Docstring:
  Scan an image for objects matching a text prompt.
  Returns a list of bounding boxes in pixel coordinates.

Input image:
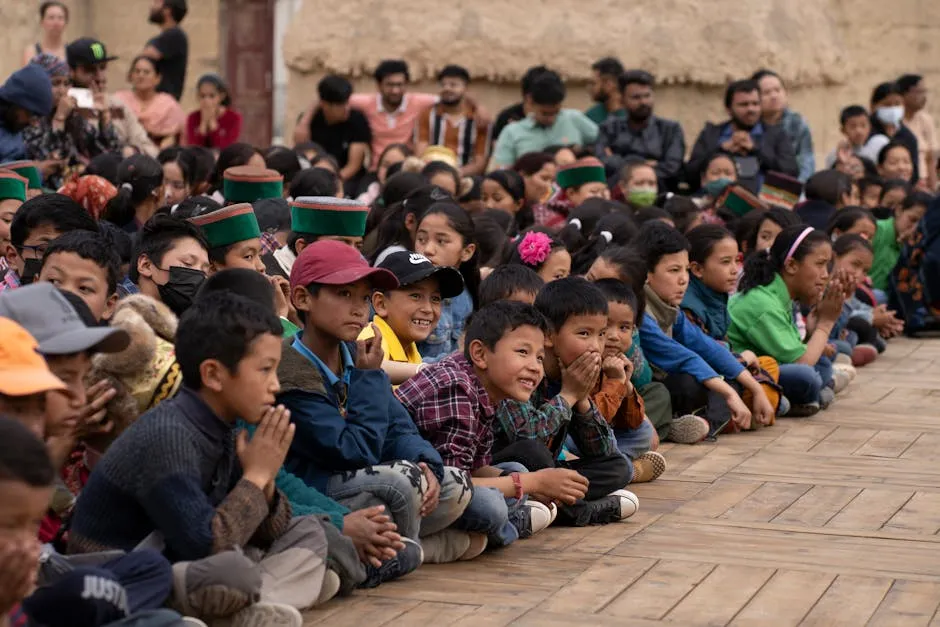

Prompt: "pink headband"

[784,227,815,264]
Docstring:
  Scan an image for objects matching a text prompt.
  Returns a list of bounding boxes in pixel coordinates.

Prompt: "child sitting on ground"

[584,246,676,445]
[636,222,774,436]
[729,225,847,417]
[358,251,465,385]
[591,279,667,482]
[681,224,784,424]
[282,240,476,566]
[478,264,544,307]
[831,234,882,366]
[37,231,121,323]
[397,301,590,547]
[506,230,572,283]
[414,202,479,361]
[492,277,638,526]
[871,191,930,301]
[533,157,610,230]
[2,194,99,290]
[68,291,337,626]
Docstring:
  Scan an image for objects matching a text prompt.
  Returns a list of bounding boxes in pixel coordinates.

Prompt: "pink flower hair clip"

[517,231,553,266]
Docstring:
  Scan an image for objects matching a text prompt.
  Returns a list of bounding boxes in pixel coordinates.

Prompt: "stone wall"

[283,0,940,162]
[1,0,220,114]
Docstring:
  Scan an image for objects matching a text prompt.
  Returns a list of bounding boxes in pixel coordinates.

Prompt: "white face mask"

[876,105,904,126]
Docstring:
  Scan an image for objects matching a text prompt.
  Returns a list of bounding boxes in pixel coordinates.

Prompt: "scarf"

[643,283,679,336]
[681,276,730,341]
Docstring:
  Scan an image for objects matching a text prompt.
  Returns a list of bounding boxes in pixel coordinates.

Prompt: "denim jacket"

[418,288,473,362]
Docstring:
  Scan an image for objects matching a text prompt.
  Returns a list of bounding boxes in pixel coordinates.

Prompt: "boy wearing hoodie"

[0,64,53,162]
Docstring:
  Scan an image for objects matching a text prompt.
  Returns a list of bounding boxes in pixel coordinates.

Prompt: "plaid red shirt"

[395,353,495,472]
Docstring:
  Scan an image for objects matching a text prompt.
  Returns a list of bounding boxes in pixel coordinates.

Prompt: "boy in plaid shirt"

[397,301,591,548]
[491,277,639,527]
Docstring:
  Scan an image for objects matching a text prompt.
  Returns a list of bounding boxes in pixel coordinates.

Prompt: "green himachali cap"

[0,170,28,202]
[291,196,369,237]
[189,203,262,248]
[716,183,766,217]
[222,166,284,203]
[1,161,42,190]
[555,157,606,190]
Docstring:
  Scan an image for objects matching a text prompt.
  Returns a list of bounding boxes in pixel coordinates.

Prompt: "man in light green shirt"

[491,70,599,167]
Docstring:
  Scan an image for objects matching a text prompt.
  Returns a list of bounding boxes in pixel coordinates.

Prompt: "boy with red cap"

[281,240,481,565]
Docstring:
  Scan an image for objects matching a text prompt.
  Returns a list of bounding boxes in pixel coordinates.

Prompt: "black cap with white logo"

[376,251,465,299]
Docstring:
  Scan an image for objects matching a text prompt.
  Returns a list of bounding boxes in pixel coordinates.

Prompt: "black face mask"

[157,266,206,317]
[19,258,42,285]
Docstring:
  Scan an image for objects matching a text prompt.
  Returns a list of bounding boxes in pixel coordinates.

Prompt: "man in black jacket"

[687,79,798,193]
[596,70,686,191]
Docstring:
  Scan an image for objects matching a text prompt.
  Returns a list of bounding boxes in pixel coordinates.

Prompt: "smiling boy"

[359,251,464,384]
[492,277,638,526]
[282,240,475,567]
[397,301,593,547]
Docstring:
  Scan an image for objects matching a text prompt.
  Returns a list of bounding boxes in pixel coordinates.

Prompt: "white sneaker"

[586,489,640,524]
[525,500,554,535]
[610,489,640,519]
[832,369,851,394]
[231,602,302,627]
[181,619,208,627]
[315,569,341,605]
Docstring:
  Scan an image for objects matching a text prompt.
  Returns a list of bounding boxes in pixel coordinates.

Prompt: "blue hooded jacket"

[0,65,54,162]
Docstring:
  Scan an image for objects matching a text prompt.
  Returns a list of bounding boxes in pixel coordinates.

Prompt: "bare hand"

[823,343,837,358]
[726,392,752,430]
[836,139,854,165]
[74,380,118,439]
[739,350,758,368]
[816,271,847,324]
[343,506,404,568]
[0,535,41,614]
[750,387,775,427]
[55,96,76,120]
[561,352,601,403]
[237,405,294,489]
[418,462,440,517]
[601,354,628,381]
[268,275,293,320]
[530,467,589,505]
[734,131,755,153]
[355,324,384,370]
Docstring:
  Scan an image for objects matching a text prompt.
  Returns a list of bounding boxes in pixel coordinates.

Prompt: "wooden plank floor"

[304,338,940,626]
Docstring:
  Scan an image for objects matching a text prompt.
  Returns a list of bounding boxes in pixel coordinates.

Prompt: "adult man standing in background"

[143,0,189,101]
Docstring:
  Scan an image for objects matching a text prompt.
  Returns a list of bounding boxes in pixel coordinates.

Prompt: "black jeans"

[492,439,632,526]
[662,372,731,436]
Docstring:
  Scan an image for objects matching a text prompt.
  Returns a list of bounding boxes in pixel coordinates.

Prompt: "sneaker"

[586,489,639,524]
[315,569,341,605]
[852,344,878,367]
[421,529,471,564]
[459,533,488,561]
[524,500,554,535]
[182,619,208,627]
[231,602,302,627]
[834,352,853,366]
[777,395,791,417]
[546,502,558,525]
[361,538,423,588]
[667,414,710,444]
[631,451,667,483]
[819,387,835,408]
[787,402,821,417]
[834,362,857,382]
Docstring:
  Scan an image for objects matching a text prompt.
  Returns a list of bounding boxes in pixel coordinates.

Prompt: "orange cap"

[0,318,66,396]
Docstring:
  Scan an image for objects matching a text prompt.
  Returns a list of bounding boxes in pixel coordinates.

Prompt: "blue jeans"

[452,462,527,548]
[327,461,425,540]
[613,420,655,460]
[778,357,834,405]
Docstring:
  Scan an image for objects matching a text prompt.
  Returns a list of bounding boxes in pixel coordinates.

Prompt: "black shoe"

[585,490,640,525]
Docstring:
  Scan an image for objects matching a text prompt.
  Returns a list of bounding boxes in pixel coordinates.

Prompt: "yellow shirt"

[358,316,423,365]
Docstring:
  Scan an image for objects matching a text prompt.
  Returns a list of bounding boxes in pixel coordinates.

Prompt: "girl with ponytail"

[729,224,848,415]
[101,154,165,232]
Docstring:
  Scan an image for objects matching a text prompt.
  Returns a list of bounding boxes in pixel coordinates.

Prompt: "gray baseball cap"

[0,283,130,356]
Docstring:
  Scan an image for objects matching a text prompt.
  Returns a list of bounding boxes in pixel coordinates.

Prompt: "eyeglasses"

[17,243,49,257]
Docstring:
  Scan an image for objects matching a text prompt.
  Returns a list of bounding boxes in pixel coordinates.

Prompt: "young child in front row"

[478,264,544,307]
[584,246,676,445]
[396,302,591,547]
[358,250,465,385]
[831,234,882,366]
[68,292,338,626]
[728,225,847,417]
[506,230,572,283]
[492,278,638,527]
[282,240,478,567]
[636,222,775,437]
[591,279,667,483]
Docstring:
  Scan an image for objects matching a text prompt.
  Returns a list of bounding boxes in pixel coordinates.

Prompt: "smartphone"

[67,87,95,110]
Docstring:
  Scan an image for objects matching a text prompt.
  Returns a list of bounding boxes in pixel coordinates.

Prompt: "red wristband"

[510,472,524,501]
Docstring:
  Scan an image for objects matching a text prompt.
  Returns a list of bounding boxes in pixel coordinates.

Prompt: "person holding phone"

[23,53,121,189]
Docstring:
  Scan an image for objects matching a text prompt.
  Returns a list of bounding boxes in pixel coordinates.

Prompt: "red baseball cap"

[290,240,399,291]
